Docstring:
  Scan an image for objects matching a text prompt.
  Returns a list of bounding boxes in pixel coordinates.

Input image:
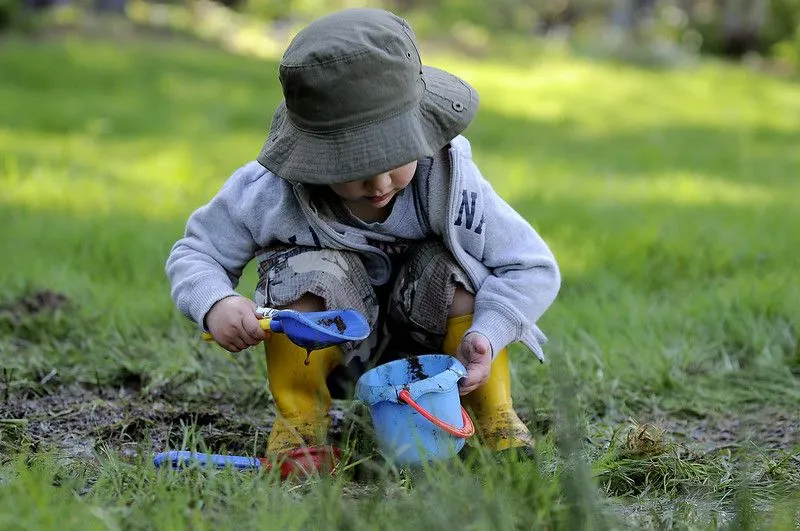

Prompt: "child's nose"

[367,172,391,192]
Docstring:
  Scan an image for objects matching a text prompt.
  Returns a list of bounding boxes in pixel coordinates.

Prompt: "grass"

[0,26,799,529]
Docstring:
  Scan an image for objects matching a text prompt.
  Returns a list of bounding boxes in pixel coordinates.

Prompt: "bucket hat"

[256,8,479,184]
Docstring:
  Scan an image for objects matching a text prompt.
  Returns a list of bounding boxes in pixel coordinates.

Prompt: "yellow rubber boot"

[443,314,535,453]
[265,332,343,454]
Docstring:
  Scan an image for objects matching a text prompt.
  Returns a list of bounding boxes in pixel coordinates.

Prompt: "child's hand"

[454,332,492,395]
[205,296,265,352]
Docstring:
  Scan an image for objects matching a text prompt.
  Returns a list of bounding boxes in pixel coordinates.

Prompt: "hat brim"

[256,66,478,184]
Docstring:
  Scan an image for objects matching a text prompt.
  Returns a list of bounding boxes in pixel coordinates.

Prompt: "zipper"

[292,184,393,285]
[444,147,481,289]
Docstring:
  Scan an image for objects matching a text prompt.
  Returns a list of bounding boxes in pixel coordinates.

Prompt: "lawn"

[1,30,799,529]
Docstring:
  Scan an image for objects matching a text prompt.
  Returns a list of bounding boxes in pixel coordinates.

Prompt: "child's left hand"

[455,332,492,395]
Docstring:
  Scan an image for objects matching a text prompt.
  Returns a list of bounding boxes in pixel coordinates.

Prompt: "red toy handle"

[398,389,475,439]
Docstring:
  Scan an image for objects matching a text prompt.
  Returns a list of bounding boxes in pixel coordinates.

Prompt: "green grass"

[1,30,799,529]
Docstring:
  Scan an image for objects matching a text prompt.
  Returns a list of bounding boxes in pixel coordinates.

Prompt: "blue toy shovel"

[158,308,367,476]
[201,307,370,350]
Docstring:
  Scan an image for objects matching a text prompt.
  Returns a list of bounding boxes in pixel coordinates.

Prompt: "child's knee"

[448,286,475,317]
[255,246,376,322]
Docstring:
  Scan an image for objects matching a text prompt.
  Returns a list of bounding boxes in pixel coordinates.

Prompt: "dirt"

[588,407,800,464]
[318,316,347,334]
[405,356,427,383]
[654,408,800,454]
[0,384,278,460]
[1,379,797,466]
[0,381,364,462]
[0,290,72,323]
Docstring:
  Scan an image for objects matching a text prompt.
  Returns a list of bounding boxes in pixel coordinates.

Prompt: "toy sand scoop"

[202,307,370,350]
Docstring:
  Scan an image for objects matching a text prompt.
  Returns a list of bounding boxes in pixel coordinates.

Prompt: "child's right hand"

[204,296,265,352]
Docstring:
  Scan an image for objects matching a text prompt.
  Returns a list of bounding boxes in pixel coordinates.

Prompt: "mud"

[405,356,427,383]
[0,290,72,324]
[0,384,278,459]
[653,408,800,454]
[2,378,798,466]
[0,382,362,461]
[588,407,800,464]
[318,316,346,334]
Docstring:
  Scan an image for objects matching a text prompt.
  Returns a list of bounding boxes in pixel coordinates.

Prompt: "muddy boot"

[443,315,535,456]
[265,333,343,477]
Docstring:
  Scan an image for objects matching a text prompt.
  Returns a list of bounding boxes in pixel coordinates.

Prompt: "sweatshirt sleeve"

[165,164,266,329]
[463,170,561,357]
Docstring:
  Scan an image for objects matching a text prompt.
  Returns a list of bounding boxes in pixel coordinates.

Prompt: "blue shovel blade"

[272,308,370,350]
[153,451,262,471]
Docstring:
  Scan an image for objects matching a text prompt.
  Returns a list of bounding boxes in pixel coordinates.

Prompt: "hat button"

[452,102,464,112]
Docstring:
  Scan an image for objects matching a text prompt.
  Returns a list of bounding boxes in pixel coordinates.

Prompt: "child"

[166,8,561,470]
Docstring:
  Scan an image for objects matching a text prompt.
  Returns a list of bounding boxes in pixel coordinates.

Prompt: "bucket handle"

[398,389,475,439]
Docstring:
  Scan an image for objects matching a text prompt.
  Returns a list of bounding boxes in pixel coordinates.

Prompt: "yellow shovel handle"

[201,318,272,342]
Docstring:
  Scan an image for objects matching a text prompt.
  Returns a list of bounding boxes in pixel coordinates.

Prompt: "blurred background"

[3,0,800,70]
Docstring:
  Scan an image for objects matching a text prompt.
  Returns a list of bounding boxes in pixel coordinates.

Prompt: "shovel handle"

[201,318,272,342]
[398,389,474,439]
[154,451,263,470]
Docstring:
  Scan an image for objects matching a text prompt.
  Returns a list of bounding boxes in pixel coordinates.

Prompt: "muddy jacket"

[166,136,561,360]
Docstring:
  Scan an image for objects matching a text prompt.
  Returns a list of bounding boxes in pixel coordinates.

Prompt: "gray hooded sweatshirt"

[166,136,561,361]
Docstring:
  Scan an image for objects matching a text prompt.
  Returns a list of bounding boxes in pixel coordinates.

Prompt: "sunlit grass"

[444,55,800,130]
[1,32,797,395]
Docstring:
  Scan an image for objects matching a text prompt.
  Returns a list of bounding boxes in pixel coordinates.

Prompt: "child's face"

[328,160,417,211]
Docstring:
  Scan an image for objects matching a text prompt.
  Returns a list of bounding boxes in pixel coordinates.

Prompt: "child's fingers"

[216,325,251,352]
[456,363,477,394]
[461,377,486,395]
[240,315,265,345]
[459,380,478,395]
[459,365,489,395]
[223,337,248,352]
[456,335,492,395]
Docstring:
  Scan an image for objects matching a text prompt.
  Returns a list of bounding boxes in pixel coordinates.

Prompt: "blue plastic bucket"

[354,354,474,465]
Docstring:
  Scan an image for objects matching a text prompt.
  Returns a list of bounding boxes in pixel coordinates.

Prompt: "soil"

[0,292,796,463]
[1,384,277,459]
[654,408,800,454]
[0,290,72,323]
[318,316,347,334]
[405,356,427,384]
[2,382,799,465]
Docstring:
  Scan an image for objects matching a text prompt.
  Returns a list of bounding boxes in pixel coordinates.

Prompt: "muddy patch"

[3,379,797,469]
[0,290,76,345]
[592,410,800,523]
[0,383,357,462]
[405,356,427,383]
[318,316,346,334]
[1,384,278,460]
[653,408,800,454]
[590,408,800,461]
[0,290,72,323]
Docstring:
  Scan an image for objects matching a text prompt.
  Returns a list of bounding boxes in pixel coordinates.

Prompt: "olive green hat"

[256,8,479,184]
